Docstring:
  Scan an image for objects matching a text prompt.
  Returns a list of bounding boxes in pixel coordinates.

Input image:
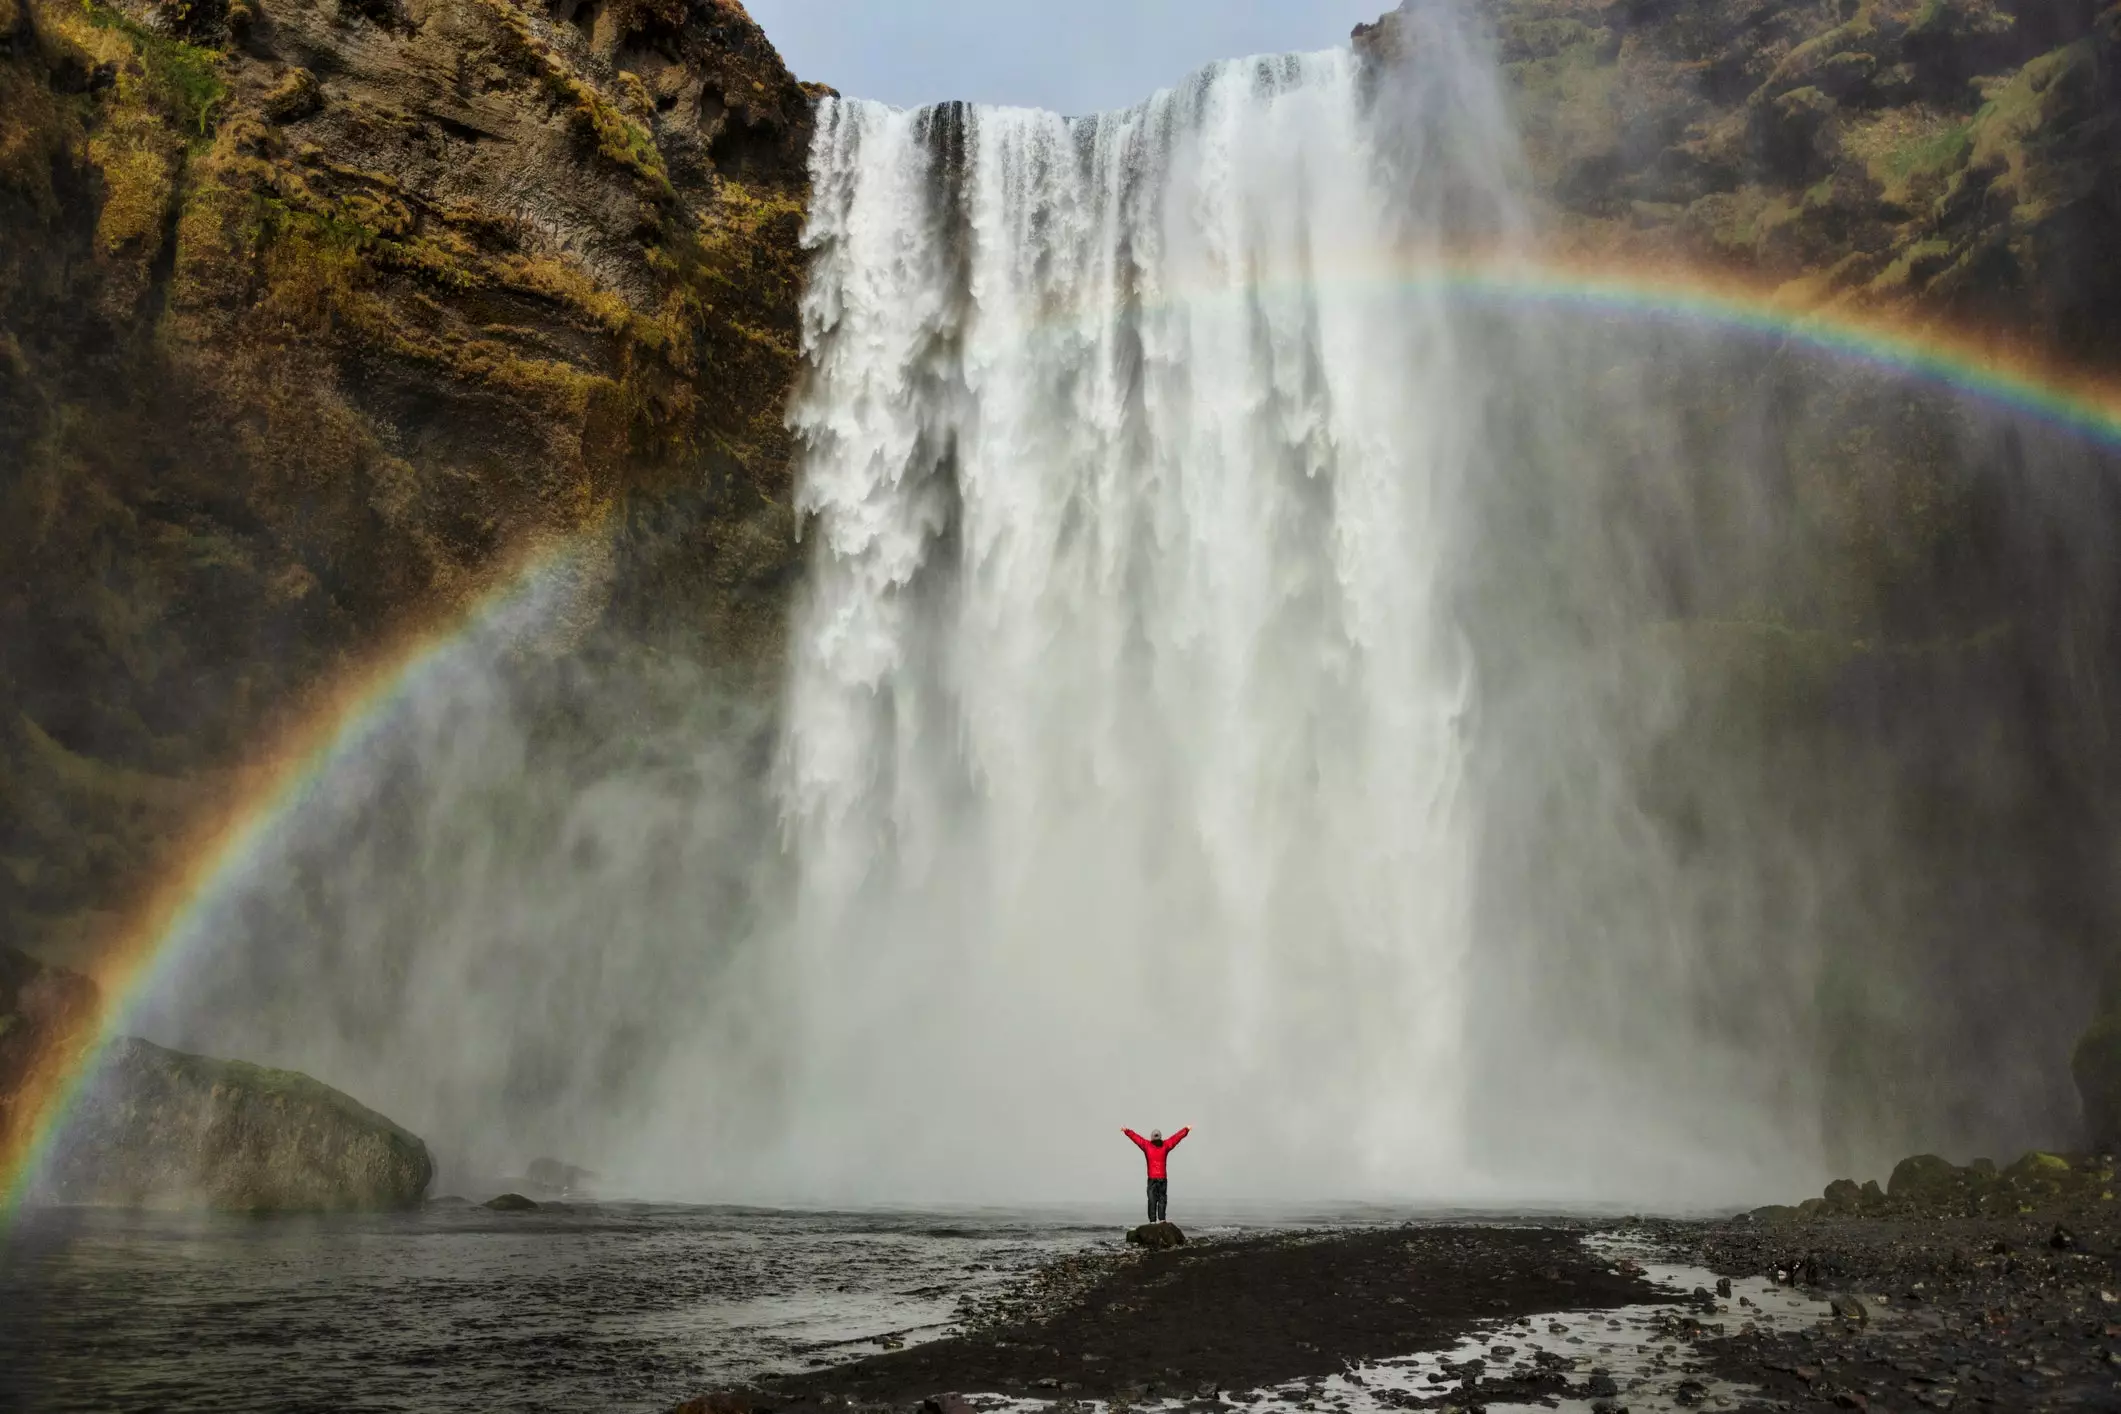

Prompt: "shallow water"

[0,1203,1116,1413]
[0,1210,1841,1414]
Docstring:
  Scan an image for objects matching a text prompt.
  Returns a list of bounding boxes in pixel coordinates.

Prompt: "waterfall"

[775,29,1518,1200]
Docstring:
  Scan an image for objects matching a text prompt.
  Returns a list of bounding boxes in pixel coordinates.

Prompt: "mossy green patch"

[78,0,227,137]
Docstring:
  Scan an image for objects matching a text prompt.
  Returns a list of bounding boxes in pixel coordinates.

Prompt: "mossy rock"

[36,1036,433,1210]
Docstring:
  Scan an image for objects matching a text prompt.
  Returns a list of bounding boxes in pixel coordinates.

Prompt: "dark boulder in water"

[37,1037,433,1211]
[484,1192,538,1211]
[1127,1221,1186,1250]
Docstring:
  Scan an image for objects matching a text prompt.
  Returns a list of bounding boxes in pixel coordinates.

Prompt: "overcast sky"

[743,0,1392,115]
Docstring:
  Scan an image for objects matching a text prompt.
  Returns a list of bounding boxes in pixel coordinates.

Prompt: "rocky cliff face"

[1463,0,2120,359]
[0,0,816,965]
[0,945,100,1165]
[38,1033,434,1207]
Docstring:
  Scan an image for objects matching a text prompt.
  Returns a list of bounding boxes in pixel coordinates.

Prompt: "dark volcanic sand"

[674,1210,2121,1414]
[758,1225,1667,1407]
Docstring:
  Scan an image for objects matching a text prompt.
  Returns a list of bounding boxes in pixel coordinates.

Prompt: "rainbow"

[5,255,2120,1218]
[0,530,602,1218]
[1034,255,2121,451]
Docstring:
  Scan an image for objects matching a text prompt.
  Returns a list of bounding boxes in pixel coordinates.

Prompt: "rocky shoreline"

[668,1157,2121,1414]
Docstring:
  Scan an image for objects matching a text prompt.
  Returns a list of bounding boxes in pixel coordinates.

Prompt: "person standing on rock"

[1123,1126,1189,1222]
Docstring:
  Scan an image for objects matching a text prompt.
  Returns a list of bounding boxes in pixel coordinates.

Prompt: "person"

[1122,1125,1189,1222]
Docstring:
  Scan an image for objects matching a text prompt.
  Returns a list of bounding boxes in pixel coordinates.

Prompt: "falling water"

[771,28,1520,1201]
[100,6,2117,1211]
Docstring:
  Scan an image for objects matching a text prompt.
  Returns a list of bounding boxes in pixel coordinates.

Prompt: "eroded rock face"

[37,1035,434,1209]
[0,0,817,962]
[0,947,100,1166]
[1364,0,2121,360]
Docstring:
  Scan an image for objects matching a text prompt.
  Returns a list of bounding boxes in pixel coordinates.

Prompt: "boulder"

[37,1037,432,1210]
[483,1192,539,1211]
[1127,1221,1187,1250]
[2072,1005,2121,1150]
[1887,1153,1965,1202]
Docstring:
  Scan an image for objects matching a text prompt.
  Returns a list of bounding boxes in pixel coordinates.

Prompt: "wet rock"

[36,1037,433,1211]
[1715,1277,1733,1297]
[1888,1153,1964,1203]
[919,1395,976,1414]
[1584,1370,1620,1398]
[1823,1178,1864,1211]
[2049,1223,2077,1250]
[484,1192,538,1211]
[1127,1221,1187,1250]
[1829,1293,1869,1324]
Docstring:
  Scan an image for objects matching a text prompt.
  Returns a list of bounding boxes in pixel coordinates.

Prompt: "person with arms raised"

[1122,1125,1189,1222]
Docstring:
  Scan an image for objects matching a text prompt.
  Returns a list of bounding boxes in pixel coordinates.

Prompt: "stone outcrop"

[35,1034,434,1208]
[1748,1149,2116,1222]
[0,0,817,965]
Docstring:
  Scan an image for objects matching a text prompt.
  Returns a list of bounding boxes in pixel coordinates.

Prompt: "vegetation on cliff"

[0,0,817,966]
[1459,0,2121,360]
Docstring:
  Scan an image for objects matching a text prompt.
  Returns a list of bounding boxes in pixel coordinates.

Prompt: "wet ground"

[8,1203,2120,1413]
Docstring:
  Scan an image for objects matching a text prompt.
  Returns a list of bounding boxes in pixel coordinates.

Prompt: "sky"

[742,0,1393,115]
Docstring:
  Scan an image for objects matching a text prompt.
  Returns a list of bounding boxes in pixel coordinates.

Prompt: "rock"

[1585,1370,1620,1398]
[484,1192,539,1211]
[35,1036,432,1210]
[2075,1006,2121,1149]
[1716,1277,1733,1297]
[1829,1293,1870,1324]
[0,0,819,974]
[2049,1223,2077,1250]
[919,1395,975,1414]
[1127,1221,1187,1250]
[1823,1178,1864,1211]
[1888,1154,1965,1203]
[259,66,321,123]
[0,948,100,1175]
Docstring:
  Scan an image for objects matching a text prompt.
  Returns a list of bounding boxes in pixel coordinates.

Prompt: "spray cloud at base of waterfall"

[48,0,2121,1212]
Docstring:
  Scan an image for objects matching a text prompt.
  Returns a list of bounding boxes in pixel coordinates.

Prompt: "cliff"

[0,0,816,965]
[1427,0,2121,359]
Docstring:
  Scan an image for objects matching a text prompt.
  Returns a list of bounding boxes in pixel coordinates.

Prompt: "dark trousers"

[1146,1176,1168,1222]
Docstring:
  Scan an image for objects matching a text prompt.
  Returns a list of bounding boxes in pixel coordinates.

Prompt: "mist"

[115,0,2121,1211]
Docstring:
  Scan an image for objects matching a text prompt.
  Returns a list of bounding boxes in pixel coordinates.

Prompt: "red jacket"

[1124,1127,1189,1179]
